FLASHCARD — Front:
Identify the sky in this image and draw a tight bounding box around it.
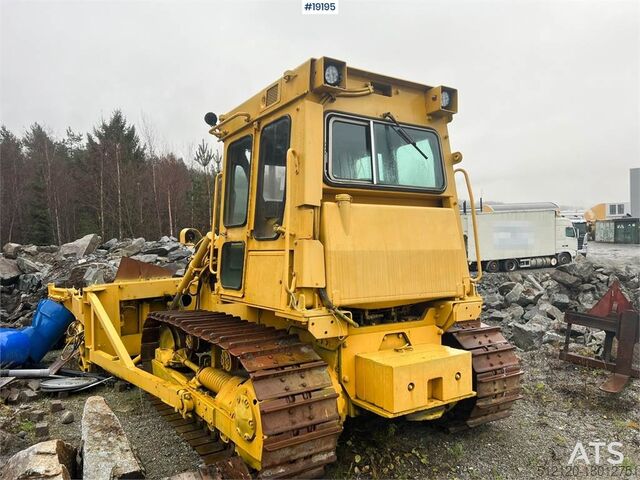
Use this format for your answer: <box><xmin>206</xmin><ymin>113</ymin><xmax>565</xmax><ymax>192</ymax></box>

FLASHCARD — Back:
<box><xmin>1</xmin><ymin>0</ymin><xmax>638</xmax><ymax>208</ymax></box>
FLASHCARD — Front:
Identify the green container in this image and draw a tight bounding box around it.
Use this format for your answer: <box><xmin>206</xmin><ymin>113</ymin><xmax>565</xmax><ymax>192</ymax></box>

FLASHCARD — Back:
<box><xmin>613</xmin><ymin>218</ymin><xmax>640</xmax><ymax>244</ymax></box>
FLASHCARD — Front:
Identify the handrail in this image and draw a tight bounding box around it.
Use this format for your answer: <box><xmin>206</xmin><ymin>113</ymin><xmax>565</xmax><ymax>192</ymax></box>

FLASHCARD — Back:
<box><xmin>208</xmin><ymin>111</ymin><xmax>251</xmax><ymax>138</ymax></box>
<box><xmin>209</xmin><ymin>172</ymin><xmax>222</xmax><ymax>274</ymax></box>
<box><xmin>280</xmin><ymin>149</ymin><xmax>295</xmax><ymax>305</ymax></box>
<box><xmin>454</xmin><ymin>167</ymin><xmax>482</xmax><ymax>283</ymax></box>
<box><xmin>334</xmin><ymin>84</ymin><xmax>374</xmax><ymax>97</ymax></box>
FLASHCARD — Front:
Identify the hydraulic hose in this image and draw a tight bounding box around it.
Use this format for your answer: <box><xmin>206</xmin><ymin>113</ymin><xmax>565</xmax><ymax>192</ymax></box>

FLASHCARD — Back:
<box><xmin>318</xmin><ymin>288</ymin><xmax>359</xmax><ymax>328</ymax></box>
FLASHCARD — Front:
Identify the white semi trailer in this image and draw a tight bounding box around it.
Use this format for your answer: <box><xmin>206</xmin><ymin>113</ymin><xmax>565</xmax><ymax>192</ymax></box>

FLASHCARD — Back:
<box><xmin>461</xmin><ymin>209</ymin><xmax>578</xmax><ymax>272</ymax></box>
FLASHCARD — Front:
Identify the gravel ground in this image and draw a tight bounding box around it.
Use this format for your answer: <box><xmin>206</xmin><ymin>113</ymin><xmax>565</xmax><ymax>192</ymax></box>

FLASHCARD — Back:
<box><xmin>2</xmin><ymin>344</ymin><xmax>637</xmax><ymax>479</ymax></box>
<box><xmin>326</xmin><ymin>346</ymin><xmax>640</xmax><ymax>480</ymax></box>
<box><xmin>0</xmin><ymin>377</ymin><xmax>200</xmax><ymax>478</ymax></box>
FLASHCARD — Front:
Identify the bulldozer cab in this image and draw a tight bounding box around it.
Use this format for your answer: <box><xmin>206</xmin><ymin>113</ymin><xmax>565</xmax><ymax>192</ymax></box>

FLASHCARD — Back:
<box><xmin>208</xmin><ymin>57</ymin><xmax>477</xmax><ymax>325</ymax></box>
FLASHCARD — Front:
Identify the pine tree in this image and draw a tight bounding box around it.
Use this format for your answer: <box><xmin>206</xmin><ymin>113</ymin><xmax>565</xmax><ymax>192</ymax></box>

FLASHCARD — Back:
<box><xmin>26</xmin><ymin>170</ymin><xmax>53</xmax><ymax>245</ymax></box>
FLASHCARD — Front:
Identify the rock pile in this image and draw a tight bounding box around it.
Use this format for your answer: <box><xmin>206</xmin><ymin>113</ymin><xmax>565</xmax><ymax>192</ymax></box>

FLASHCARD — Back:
<box><xmin>478</xmin><ymin>254</ymin><xmax>640</xmax><ymax>352</ymax></box>
<box><xmin>1</xmin><ymin>234</ymin><xmax>193</xmax><ymax>327</ymax></box>
<box><xmin>1</xmin><ymin>396</ymin><xmax>144</xmax><ymax>480</ymax></box>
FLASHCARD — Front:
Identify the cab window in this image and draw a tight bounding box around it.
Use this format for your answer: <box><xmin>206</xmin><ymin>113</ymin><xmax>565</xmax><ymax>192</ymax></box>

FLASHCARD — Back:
<box><xmin>253</xmin><ymin>117</ymin><xmax>291</xmax><ymax>240</ymax></box>
<box><xmin>223</xmin><ymin>136</ymin><xmax>252</xmax><ymax>227</ymax></box>
<box><xmin>331</xmin><ymin>120</ymin><xmax>372</xmax><ymax>182</ymax></box>
<box><xmin>328</xmin><ymin>115</ymin><xmax>444</xmax><ymax>191</ymax></box>
<box><xmin>374</xmin><ymin>123</ymin><xmax>442</xmax><ymax>188</ymax></box>
<box><xmin>565</xmin><ymin>227</ymin><xmax>576</xmax><ymax>238</ymax></box>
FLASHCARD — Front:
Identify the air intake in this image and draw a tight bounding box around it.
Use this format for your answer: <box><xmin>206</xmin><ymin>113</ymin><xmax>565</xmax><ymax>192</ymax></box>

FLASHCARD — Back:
<box><xmin>265</xmin><ymin>84</ymin><xmax>279</xmax><ymax>107</ymax></box>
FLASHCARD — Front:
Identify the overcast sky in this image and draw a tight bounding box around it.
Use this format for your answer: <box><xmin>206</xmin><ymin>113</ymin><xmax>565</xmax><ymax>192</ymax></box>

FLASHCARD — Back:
<box><xmin>1</xmin><ymin>0</ymin><xmax>638</xmax><ymax>208</ymax></box>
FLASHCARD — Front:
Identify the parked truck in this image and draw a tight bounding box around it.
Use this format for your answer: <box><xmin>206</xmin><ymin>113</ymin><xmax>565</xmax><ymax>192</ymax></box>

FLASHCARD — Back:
<box><xmin>461</xmin><ymin>208</ymin><xmax>578</xmax><ymax>272</ymax></box>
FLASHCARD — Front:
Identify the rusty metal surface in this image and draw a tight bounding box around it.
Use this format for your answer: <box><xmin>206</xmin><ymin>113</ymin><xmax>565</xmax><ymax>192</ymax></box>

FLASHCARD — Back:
<box><xmin>445</xmin><ymin>322</ymin><xmax>523</xmax><ymax>429</ymax></box>
<box><xmin>558</xmin><ymin>351</ymin><xmax>640</xmax><ymax>378</ymax></box>
<box><xmin>148</xmin><ymin>395</ymin><xmax>234</xmax><ymax>466</ymax></box>
<box><xmin>561</xmin><ymin>282</ymin><xmax>639</xmax><ymax>394</ymax></box>
<box><xmin>115</xmin><ymin>256</ymin><xmax>173</xmax><ymax>281</ymax></box>
<box><xmin>588</xmin><ymin>280</ymin><xmax>634</xmax><ymax>318</ymax></box>
<box><xmin>142</xmin><ymin>310</ymin><xmax>342</xmax><ymax>479</ymax></box>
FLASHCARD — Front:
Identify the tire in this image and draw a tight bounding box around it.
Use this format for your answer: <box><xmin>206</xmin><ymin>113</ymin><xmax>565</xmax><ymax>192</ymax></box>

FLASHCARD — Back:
<box><xmin>502</xmin><ymin>259</ymin><xmax>518</xmax><ymax>272</ymax></box>
<box><xmin>557</xmin><ymin>252</ymin><xmax>571</xmax><ymax>265</ymax></box>
<box><xmin>485</xmin><ymin>260</ymin><xmax>500</xmax><ymax>273</ymax></box>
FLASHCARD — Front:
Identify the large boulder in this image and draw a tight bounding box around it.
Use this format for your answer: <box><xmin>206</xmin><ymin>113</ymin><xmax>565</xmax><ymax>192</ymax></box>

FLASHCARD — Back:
<box><xmin>114</xmin><ymin>238</ymin><xmax>145</xmax><ymax>257</ymax></box>
<box><xmin>550</xmin><ymin>293</ymin><xmax>571</xmax><ymax>310</ymax></box>
<box><xmin>551</xmin><ymin>269</ymin><xmax>581</xmax><ymax>289</ymax></box>
<box><xmin>82</xmin><ymin>267</ymin><xmax>105</xmax><ymax>286</ymax></box>
<box><xmin>504</xmin><ymin>304</ymin><xmax>525</xmax><ymax>324</ymax></box>
<box><xmin>167</xmin><ymin>248</ymin><xmax>191</xmax><ymax>262</ymax></box>
<box><xmin>131</xmin><ymin>253</ymin><xmax>158</xmax><ymax>264</ymax></box>
<box><xmin>557</xmin><ymin>255</ymin><xmax>595</xmax><ymax>281</ymax></box>
<box><xmin>18</xmin><ymin>273</ymin><xmax>43</xmax><ymax>293</ymax></box>
<box><xmin>81</xmin><ymin>396</ymin><xmax>144</xmax><ymax>480</ymax></box>
<box><xmin>141</xmin><ymin>240</ymin><xmax>180</xmax><ymax>256</ymax></box>
<box><xmin>16</xmin><ymin>256</ymin><xmax>41</xmax><ymax>274</ymax></box>
<box><xmin>100</xmin><ymin>238</ymin><xmax>118</xmax><ymax>250</ymax></box>
<box><xmin>540</xmin><ymin>278</ymin><xmax>561</xmax><ymax>295</ymax></box>
<box><xmin>2</xmin><ymin>242</ymin><xmax>22</xmax><ymax>259</ymax></box>
<box><xmin>58</xmin><ymin>234</ymin><xmax>101</xmax><ymax>258</ymax></box>
<box><xmin>577</xmin><ymin>291</ymin><xmax>596</xmax><ymax>310</ymax></box>
<box><xmin>516</xmin><ymin>286</ymin><xmax>542</xmax><ymax>307</ymax></box>
<box><xmin>0</xmin><ymin>258</ymin><xmax>21</xmax><ymax>285</ymax></box>
<box><xmin>498</xmin><ymin>282</ymin><xmax>517</xmax><ymax>296</ymax></box>
<box><xmin>483</xmin><ymin>293</ymin><xmax>504</xmax><ymax>310</ymax></box>
<box><xmin>511</xmin><ymin>320</ymin><xmax>547</xmax><ymax>351</ymax></box>
<box><xmin>0</xmin><ymin>439</ymin><xmax>76</xmax><ymax>480</ymax></box>
<box><xmin>504</xmin><ymin>283</ymin><xmax>524</xmax><ymax>305</ymax></box>
<box><xmin>537</xmin><ymin>301</ymin><xmax>564</xmax><ymax>321</ymax></box>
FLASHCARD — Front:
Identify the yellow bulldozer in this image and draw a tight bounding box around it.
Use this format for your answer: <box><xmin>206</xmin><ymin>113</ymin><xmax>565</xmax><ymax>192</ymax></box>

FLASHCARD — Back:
<box><xmin>49</xmin><ymin>57</ymin><xmax>522</xmax><ymax>478</ymax></box>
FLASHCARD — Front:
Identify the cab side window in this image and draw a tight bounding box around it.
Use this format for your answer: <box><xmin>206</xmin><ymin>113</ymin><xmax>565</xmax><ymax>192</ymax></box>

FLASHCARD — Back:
<box><xmin>254</xmin><ymin>117</ymin><xmax>291</xmax><ymax>240</ymax></box>
<box><xmin>223</xmin><ymin>136</ymin><xmax>252</xmax><ymax>227</ymax></box>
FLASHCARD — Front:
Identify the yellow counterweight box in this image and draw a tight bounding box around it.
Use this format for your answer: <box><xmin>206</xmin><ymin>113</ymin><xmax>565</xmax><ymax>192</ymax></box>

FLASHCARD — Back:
<box><xmin>355</xmin><ymin>344</ymin><xmax>474</xmax><ymax>414</ymax></box>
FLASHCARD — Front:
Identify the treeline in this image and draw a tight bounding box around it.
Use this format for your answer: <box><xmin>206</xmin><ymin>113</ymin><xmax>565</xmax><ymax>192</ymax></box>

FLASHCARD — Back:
<box><xmin>0</xmin><ymin>111</ymin><xmax>221</xmax><ymax>246</ymax></box>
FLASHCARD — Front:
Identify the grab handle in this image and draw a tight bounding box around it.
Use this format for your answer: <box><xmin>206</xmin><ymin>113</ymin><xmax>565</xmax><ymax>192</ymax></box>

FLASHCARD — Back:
<box><xmin>455</xmin><ymin>167</ymin><xmax>482</xmax><ymax>283</ymax></box>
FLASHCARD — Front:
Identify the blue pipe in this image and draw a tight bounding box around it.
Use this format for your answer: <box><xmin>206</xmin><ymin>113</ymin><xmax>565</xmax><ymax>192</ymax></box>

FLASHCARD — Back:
<box><xmin>0</xmin><ymin>299</ymin><xmax>74</xmax><ymax>367</ymax></box>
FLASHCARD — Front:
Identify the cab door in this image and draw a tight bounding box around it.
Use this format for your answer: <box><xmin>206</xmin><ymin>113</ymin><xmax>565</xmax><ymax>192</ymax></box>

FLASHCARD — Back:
<box><xmin>218</xmin><ymin>135</ymin><xmax>253</xmax><ymax>295</ymax></box>
<box><xmin>240</xmin><ymin>116</ymin><xmax>292</xmax><ymax>309</ymax></box>
<box><xmin>252</xmin><ymin>117</ymin><xmax>291</xmax><ymax>240</ymax></box>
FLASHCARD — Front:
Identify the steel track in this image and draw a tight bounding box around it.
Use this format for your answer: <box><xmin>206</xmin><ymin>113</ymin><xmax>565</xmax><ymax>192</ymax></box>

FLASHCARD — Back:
<box><xmin>141</xmin><ymin>310</ymin><xmax>342</xmax><ymax>479</ymax></box>
<box><xmin>444</xmin><ymin>321</ymin><xmax>523</xmax><ymax>430</ymax></box>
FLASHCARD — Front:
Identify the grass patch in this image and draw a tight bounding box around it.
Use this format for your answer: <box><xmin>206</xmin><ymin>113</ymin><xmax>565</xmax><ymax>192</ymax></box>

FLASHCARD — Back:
<box><xmin>19</xmin><ymin>420</ymin><xmax>35</xmax><ymax>432</ymax></box>
<box><xmin>448</xmin><ymin>441</ymin><xmax>464</xmax><ymax>459</ymax></box>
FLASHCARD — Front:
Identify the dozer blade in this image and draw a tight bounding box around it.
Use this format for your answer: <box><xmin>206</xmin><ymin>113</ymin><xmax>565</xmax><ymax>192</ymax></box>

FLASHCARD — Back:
<box><xmin>114</xmin><ymin>256</ymin><xmax>173</xmax><ymax>282</ymax></box>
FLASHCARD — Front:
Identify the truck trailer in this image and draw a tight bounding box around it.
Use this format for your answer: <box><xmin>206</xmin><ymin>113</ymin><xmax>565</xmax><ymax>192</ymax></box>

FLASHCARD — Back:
<box><xmin>461</xmin><ymin>209</ymin><xmax>578</xmax><ymax>272</ymax></box>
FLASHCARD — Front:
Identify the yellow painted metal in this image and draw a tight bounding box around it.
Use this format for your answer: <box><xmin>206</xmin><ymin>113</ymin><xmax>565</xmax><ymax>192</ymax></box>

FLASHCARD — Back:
<box><xmin>48</xmin><ymin>57</ymin><xmax>493</xmax><ymax>471</ymax></box>
<box><xmin>455</xmin><ymin>167</ymin><xmax>483</xmax><ymax>283</ymax></box>
<box><xmin>355</xmin><ymin>344</ymin><xmax>473</xmax><ymax>415</ymax></box>
<box><xmin>320</xmin><ymin>202</ymin><xmax>467</xmax><ymax>308</ymax></box>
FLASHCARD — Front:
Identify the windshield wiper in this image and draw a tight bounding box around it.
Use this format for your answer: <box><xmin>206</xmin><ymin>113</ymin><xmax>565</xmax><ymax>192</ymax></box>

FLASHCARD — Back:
<box><xmin>382</xmin><ymin>112</ymin><xmax>430</xmax><ymax>162</ymax></box>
